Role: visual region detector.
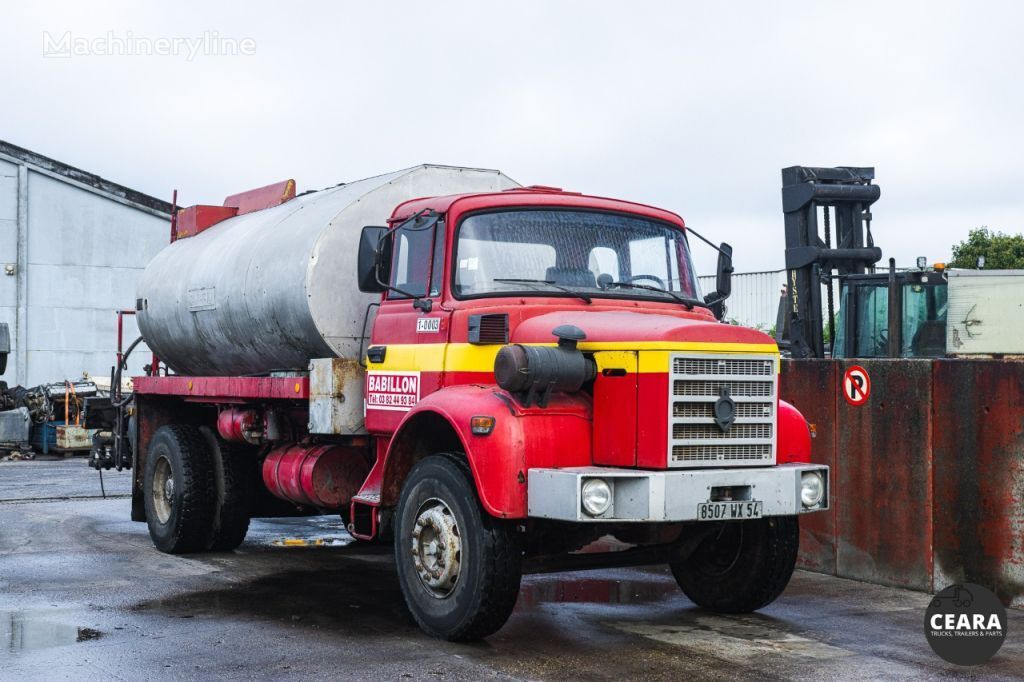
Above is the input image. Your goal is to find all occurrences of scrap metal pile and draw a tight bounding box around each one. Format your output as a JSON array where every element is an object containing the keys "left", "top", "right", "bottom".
[
  {"left": 0, "top": 379, "right": 102, "bottom": 459},
  {"left": 0, "top": 325, "right": 103, "bottom": 459}
]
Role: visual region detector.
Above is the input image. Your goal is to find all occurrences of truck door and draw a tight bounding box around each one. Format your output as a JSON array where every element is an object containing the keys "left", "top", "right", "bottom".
[{"left": 365, "top": 215, "right": 449, "bottom": 434}]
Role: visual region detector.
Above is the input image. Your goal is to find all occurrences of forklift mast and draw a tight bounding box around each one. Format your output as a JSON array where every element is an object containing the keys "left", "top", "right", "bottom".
[{"left": 781, "top": 166, "right": 882, "bottom": 358}]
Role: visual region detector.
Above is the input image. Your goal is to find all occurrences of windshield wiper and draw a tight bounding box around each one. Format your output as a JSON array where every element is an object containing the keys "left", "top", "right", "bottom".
[
  {"left": 604, "top": 281, "right": 706, "bottom": 310},
  {"left": 492, "top": 278, "right": 592, "bottom": 304}
]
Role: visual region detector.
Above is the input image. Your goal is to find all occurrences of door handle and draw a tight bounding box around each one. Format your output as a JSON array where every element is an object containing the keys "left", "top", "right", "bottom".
[{"left": 367, "top": 346, "right": 387, "bottom": 364}]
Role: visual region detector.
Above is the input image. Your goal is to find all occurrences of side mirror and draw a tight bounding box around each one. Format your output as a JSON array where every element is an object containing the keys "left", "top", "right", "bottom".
[
  {"left": 703, "top": 242, "right": 733, "bottom": 320},
  {"left": 715, "top": 242, "right": 733, "bottom": 300},
  {"left": 357, "top": 226, "right": 388, "bottom": 293}
]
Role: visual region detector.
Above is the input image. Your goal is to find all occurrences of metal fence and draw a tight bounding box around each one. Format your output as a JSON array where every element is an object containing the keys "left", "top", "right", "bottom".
[
  {"left": 699, "top": 270, "right": 786, "bottom": 331},
  {"left": 699, "top": 269, "right": 845, "bottom": 335}
]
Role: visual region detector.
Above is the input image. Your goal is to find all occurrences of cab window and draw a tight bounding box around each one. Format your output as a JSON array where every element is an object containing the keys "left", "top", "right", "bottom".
[{"left": 388, "top": 220, "right": 445, "bottom": 299}]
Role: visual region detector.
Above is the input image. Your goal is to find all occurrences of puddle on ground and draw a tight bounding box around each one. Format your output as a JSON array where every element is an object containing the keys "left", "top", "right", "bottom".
[
  {"left": 132, "top": 563, "right": 678, "bottom": 635},
  {"left": 133, "top": 564, "right": 414, "bottom": 634},
  {"left": 243, "top": 516, "right": 355, "bottom": 550},
  {"left": 517, "top": 577, "right": 678, "bottom": 610},
  {"left": 0, "top": 610, "right": 102, "bottom": 656},
  {"left": 270, "top": 537, "right": 352, "bottom": 548}
]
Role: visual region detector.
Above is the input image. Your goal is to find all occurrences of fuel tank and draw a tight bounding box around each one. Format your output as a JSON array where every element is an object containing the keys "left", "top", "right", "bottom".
[{"left": 137, "top": 165, "right": 517, "bottom": 375}]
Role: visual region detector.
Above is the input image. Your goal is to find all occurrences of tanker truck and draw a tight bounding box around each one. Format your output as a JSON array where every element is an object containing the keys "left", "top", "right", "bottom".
[{"left": 95, "top": 164, "right": 830, "bottom": 641}]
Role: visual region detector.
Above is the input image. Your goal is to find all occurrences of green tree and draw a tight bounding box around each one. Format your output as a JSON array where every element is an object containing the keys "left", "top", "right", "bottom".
[{"left": 950, "top": 227, "right": 1024, "bottom": 269}]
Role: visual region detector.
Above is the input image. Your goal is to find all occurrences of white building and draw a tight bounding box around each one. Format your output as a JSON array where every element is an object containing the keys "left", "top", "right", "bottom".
[{"left": 0, "top": 140, "right": 171, "bottom": 387}]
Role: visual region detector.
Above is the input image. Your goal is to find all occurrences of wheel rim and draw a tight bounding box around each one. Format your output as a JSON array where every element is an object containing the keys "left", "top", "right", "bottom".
[
  {"left": 691, "top": 521, "right": 744, "bottom": 577},
  {"left": 151, "top": 455, "right": 174, "bottom": 524},
  {"left": 410, "top": 497, "right": 462, "bottom": 599}
]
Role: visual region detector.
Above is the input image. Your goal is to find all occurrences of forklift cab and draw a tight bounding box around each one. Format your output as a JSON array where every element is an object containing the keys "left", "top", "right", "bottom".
[{"left": 833, "top": 271, "right": 948, "bottom": 358}]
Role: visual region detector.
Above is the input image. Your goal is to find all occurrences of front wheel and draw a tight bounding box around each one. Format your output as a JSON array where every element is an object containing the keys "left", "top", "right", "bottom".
[
  {"left": 394, "top": 455, "right": 523, "bottom": 641},
  {"left": 670, "top": 516, "right": 799, "bottom": 613}
]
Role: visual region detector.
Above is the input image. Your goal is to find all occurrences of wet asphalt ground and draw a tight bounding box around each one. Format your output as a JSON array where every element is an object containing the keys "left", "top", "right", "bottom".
[{"left": 1, "top": 460, "right": 1023, "bottom": 681}]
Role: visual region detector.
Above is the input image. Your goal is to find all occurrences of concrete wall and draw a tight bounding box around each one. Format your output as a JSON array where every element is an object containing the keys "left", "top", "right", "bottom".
[
  {"left": 0, "top": 153, "right": 169, "bottom": 387},
  {"left": 0, "top": 158, "right": 18, "bottom": 376}
]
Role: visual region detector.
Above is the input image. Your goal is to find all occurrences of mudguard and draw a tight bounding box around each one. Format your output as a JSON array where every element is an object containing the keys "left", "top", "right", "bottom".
[
  {"left": 382, "top": 385, "right": 592, "bottom": 519},
  {"left": 777, "top": 399, "right": 812, "bottom": 463}
]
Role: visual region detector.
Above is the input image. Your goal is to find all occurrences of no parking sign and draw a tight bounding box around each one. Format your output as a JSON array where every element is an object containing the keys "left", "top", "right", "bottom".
[{"left": 842, "top": 365, "right": 871, "bottom": 406}]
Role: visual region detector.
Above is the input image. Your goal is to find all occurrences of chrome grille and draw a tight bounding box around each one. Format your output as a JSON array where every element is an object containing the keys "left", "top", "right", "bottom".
[
  {"left": 668, "top": 353, "right": 777, "bottom": 467},
  {"left": 673, "top": 423, "right": 772, "bottom": 440},
  {"left": 672, "top": 444, "right": 774, "bottom": 461},
  {"left": 673, "top": 380, "right": 773, "bottom": 398},
  {"left": 672, "top": 358, "right": 774, "bottom": 377},
  {"left": 673, "top": 402, "right": 773, "bottom": 420}
]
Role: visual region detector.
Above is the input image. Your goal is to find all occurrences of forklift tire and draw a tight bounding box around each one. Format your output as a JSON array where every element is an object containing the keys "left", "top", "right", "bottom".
[
  {"left": 670, "top": 516, "right": 799, "bottom": 613},
  {"left": 200, "top": 427, "right": 253, "bottom": 552},
  {"left": 143, "top": 425, "right": 216, "bottom": 554},
  {"left": 394, "top": 454, "right": 523, "bottom": 641}
]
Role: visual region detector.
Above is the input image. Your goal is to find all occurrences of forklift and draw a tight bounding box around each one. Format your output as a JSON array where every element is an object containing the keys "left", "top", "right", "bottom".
[{"left": 778, "top": 166, "right": 948, "bottom": 359}]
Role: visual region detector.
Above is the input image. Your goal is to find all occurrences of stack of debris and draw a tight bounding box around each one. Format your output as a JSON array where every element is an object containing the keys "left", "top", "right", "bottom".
[{"left": 0, "top": 323, "right": 104, "bottom": 458}]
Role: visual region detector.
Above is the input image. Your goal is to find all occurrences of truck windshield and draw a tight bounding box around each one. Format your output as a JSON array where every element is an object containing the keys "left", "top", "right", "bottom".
[{"left": 453, "top": 210, "right": 700, "bottom": 302}]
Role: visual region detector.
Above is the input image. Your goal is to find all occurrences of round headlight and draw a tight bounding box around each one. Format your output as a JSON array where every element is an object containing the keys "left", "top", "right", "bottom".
[
  {"left": 801, "top": 471, "right": 824, "bottom": 508},
  {"left": 581, "top": 478, "right": 612, "bottom": 516}
]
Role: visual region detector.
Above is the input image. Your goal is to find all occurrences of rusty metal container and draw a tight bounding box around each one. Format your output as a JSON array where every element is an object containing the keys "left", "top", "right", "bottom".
[
  {"left": 136, "top": 166, "right": 517, "bottom": 376},
  {"left": 55, "top": 424, "right": 95, "bottom": 451}
]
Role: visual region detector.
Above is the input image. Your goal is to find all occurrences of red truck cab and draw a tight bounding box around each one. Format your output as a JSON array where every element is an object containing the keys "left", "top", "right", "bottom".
[{"left": 351, "top": 186, "right": 827, "bottom": 637}]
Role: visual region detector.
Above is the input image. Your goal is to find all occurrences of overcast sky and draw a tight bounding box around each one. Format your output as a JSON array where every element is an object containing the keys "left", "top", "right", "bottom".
[{"left": 3, "top": 1, "right": 1022, "bottom": 274}]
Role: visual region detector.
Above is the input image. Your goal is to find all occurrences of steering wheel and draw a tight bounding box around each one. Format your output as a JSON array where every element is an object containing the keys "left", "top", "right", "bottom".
[{"left": 626, "top": 274, "right": 667, "bottom": 289}]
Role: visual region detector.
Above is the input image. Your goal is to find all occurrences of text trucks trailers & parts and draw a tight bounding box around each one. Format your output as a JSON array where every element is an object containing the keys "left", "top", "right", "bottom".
[{"left": 94, "top": 166, "right": 829, "bottom": 641}]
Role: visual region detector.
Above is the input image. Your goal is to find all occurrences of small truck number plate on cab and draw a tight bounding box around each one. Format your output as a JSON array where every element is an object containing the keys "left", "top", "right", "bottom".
[{"left": 697, "top": 500, "right": 763, "bottom": 521}]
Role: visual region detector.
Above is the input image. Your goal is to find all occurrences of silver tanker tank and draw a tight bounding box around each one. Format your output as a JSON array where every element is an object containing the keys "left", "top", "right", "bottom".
[{"left": 137, "top": 165, "right": 517, "bottom": 376}]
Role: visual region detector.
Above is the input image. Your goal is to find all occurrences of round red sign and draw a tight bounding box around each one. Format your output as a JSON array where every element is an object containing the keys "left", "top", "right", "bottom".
[{"left": 842, "top": 365, "right": 871, "bottom": 406}]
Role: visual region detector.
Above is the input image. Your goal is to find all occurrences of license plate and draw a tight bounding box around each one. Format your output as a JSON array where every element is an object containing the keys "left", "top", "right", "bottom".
[{"left": 697, "top": 500, "right": 763, "bottom": 521}]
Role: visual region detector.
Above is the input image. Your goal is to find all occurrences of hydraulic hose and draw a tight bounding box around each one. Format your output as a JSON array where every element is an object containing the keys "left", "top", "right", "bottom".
[{"left": 113, "top": 335, "right": 145, "bottom": 407}]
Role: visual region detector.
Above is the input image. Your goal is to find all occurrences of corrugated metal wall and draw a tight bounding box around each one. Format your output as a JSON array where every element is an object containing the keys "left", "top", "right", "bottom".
[
  {"left": 782, "top": 358, "right": 1024, "bottom": 607},
  {"left": 699, "top": 269, "right": 842, "bottom": 335},
  {"left": 699, "top": 270, "right": 785, "bottom": 331},
  {"left": 0, "top": 154, "right": 169, "bottom": 387}
]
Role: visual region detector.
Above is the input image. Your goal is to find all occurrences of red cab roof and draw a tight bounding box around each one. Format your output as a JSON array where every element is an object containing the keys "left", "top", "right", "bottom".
[{"left": 389, "top": 186, "right": 685, "bottom": 227}]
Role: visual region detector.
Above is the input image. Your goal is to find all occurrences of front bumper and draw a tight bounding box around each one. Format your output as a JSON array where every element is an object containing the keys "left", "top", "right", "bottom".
[{"left": 527, "top": 463, "right": 829, "bottom": 522}]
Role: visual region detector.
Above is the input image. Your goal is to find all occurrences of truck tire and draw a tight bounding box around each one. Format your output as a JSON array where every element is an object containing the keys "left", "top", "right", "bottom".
[
  {"left": 670, "top": 516, "right": 799, "bottom": 613},
  {"left": 394, "top": 454, "right": 523, "bottom": 641},
  {"left": 200, "top": 427, "right": 253, "bottom": 552},
  {"left": 143, "top": 425, "right": 216, "bottom": 554}
]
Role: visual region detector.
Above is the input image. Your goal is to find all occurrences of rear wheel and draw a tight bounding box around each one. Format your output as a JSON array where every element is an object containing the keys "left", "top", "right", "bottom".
[
  {"left": 144, "top": 425, "right": 215, "bottom": 554},
  {"left": 394, "top": 455, "right": 523, "bottom": 641},
  {"left": 670, "top": 516, "right": 799, "bottom": 613},
  {"left": 200, "top": 427, "right": 254, "bottom": 551}
]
